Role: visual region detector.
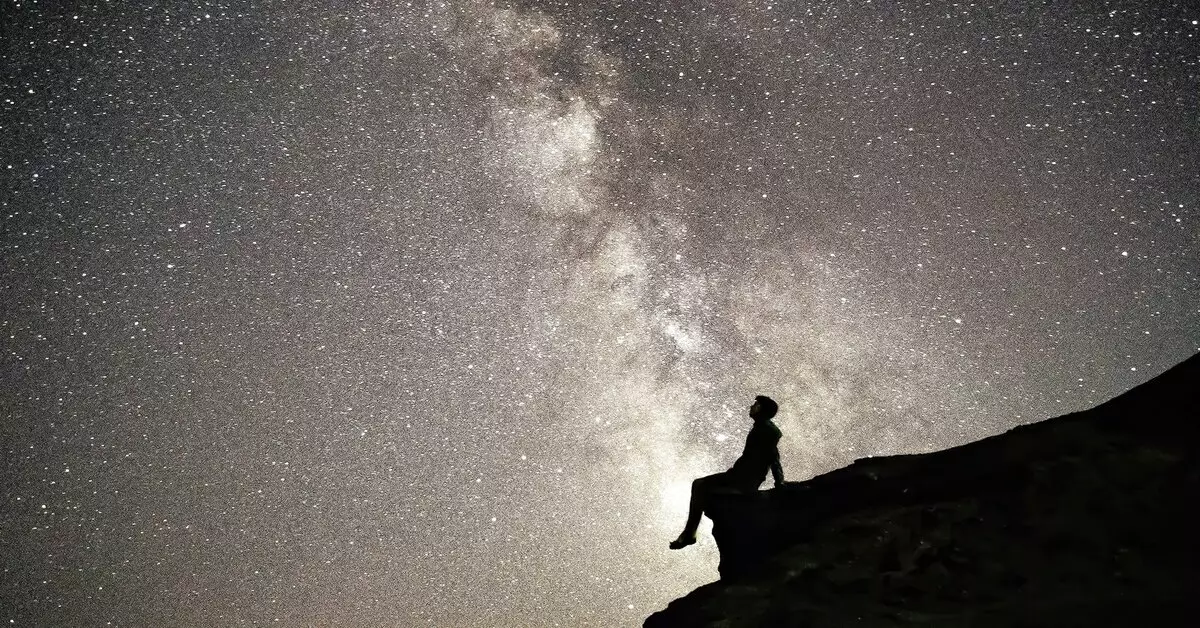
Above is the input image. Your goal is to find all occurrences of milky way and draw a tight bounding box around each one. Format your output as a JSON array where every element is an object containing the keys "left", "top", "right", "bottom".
[{"left": 3, "top": 1, "right": 1198, "bottom": 625}]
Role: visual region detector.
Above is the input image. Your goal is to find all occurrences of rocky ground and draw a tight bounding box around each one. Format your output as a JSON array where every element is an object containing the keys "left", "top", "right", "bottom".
[{"left": 646, "top": 353, "right": 1199, "bottom": 627}]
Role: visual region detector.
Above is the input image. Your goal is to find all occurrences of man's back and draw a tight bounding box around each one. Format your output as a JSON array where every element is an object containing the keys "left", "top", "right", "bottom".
[{"left": 731, "top": 419, "right": 782, "bottom": 484}]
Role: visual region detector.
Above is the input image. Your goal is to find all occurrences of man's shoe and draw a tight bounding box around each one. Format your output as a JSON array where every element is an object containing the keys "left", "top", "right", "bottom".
[{"left": 669, "top": 534, "right": 696, "bottom": 550}]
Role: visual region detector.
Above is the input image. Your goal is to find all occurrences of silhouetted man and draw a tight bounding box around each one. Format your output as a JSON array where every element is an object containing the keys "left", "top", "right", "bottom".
[{"left": 669, "top": 395, "right": 784, "bottom": 549}]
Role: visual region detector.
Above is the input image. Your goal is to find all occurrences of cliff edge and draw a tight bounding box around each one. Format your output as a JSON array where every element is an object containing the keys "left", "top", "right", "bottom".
[{"left": 646, "top": 353, "right": 1199, "bottom": 627}]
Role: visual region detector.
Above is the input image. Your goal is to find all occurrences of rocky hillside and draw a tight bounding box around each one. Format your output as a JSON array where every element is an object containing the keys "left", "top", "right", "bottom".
[{"left": 646, "top": 353, "right": 1199, "bottom": 627}]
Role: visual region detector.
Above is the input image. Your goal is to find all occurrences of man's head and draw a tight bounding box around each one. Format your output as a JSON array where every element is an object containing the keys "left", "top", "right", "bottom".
[{"left": 750, "top": 395, "right": 778, "bottom": 421}]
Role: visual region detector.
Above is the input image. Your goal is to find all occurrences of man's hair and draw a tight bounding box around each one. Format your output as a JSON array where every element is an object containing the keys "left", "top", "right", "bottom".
[{"left": 755, "top": 395, "right": 778, "bottom": 418}]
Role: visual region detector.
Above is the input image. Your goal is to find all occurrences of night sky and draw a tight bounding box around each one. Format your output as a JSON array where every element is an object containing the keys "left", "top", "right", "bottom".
[{"left": 3, "top": 1, "right": 1198, "bottom": 625}]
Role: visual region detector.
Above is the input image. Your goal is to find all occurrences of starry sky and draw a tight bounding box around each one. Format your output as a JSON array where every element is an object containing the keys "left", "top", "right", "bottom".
[{"left": 2, "top": 0, "right": 1198, "bottom": 625}]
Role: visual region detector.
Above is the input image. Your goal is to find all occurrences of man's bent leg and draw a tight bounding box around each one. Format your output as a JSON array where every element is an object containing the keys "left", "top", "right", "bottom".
[
  {"left": 682, "top": 474, "right": 715, "bottom": 536},
  {"left": 671, "top": 472, "right": 729, "bottom": 549}
]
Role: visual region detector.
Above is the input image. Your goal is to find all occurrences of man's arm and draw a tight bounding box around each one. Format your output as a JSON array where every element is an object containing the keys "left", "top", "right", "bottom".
[{"left": 770, "top": 451, "right": 784, "bottom": 487}]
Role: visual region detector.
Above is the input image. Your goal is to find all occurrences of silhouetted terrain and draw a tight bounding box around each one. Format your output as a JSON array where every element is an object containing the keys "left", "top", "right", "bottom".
[{"left": 646, "top": 353, "right": 1199, "bottom": 627}]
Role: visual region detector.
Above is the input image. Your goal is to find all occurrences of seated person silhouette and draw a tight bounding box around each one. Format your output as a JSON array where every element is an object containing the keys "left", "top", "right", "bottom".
[{"left": 670, "top": 395, "right": 784, "bottom": 549}]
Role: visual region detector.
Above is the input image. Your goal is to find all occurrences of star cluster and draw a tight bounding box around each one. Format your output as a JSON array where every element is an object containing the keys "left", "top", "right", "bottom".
[{"left": 3, "top": 1, "right": 1198, "bottom": 625}]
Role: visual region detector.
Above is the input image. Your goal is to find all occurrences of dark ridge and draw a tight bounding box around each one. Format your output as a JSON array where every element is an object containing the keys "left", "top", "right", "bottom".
[{"left": 646, "top": 353, "right": 1199, "bottom": 627}]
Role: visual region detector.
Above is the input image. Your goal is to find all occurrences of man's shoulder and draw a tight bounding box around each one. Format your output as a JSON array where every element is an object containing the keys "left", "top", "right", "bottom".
[{"left": 753, "top": 420, "right": 782, "bottom": 437}]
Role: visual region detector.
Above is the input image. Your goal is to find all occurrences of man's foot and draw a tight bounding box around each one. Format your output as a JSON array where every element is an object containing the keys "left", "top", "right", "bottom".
[{"left": 669, "top": 534, "right": 696, "bottom": 550}]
